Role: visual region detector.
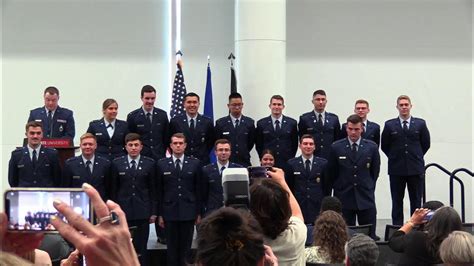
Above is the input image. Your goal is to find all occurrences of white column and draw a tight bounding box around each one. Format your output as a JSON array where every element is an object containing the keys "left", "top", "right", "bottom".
[{"left": 235, "top": 0, "right": 286, "bottom": 119}]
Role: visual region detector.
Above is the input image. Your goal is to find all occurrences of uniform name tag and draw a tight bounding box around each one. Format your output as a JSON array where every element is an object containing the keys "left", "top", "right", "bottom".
[
  {"left": 187, "top": 172, "right": 192, "bottom": 174},
  {"left": 119, "top": 172, "right": 126, "bottom": 175},
  {"left": 45, "top": 164, "right": 50, "bottom": 167},
  {"left": 339, "top": 156, "right": 346, "bottom": 159},
  {"left": 73, "top": 176, "right": 81, "bottom": 179},
  {"left": 294, "top": 172, "right": 301, "bottom": 175},
  {"left": 57, "top": 119, "right": 67, "bottom": 123},
  {"left": 35, "top": 119, "right": 42, "bottom": 122},
  {"left": 95, "top": 133, "right": 103, "bottom": 136},
  {"left": 263, "top": 130, "right": 270, "bottom": 134},
  {"left": 391, "top": 131, "right": 398, "bottom": 135},
  {"left": 137, "top": 124, "right": 145, "bottom": 127},
  {"left": 164, "top": 172, "right": 171, "bottom": 175},
  {"left": 18, "top": 164, "right": 24, "bottom": 168},
  {"left": 223, "top": 132, "right": 230, "bottom": 135},
  {"left": 307, "top": 127, "right": 313, "bottom": 130}
]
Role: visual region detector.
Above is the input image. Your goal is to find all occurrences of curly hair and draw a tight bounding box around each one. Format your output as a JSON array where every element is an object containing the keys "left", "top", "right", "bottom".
[
  {"left": 196, "top": 207, "right": 265, "bottom": 266},
  {"left": 312, "top": 210, "right": 348, "bottom": 263},
  {"left": 249, "top": 179, "right": 291, "bottom": 239}
]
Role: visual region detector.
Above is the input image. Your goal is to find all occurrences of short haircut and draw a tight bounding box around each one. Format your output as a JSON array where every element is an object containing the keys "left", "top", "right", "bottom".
[
  {"left": 270, "top": 95, "right": 284, "bottom": 104},
  {"left": 320, "top": 196, "right": 343, "bottom": 214},
  {"left": 171, "top": 132, "right": 186, "bottom": 143},
  {"left": 299, "top": 134, "right": 314, "bottom": 144},
  {"left": 397, "top": 95, "right": 411, "bottom": 104},
  {"left": 229, "top": 92, "right": 242, "bottom": 101},
  {"left": 141, "top": 85, "right": 156, "bottom": 97},
  {"left": 422, "top": 200, "right": 444, "bottom": 211},
  {"left": 312, "top": 89, "right": 326, "bottom": 97},
  {"left": 184, "top": 92, "right": 200, "bottom": 102},
  {"left": 355, "top": 99, "right": 369, "bottom": 107},
  {"left": 439, "top": 231, "right": 474, "bottom": 265},
  {"left": 214, "top": 139, "right": 231, "bottom": 149},
  {"left": 346, "top": 234, "right": 379, "bottom": 266},
  {"left": 125, "top": 133, "right": 141, "bottom": 144},
  {"left": 25, "top": 121, "right": 42, "bottom": 132},
  {"left": 196, "top": 207, "right": 265, "bottom": 266},
  {"left": 80, "top": 133, "right": 97, "bottom": 143},
  {"left": 249, "top": 179, "right": 291, "bottom": 240},
  {"left": 102, "top": 98, "right": 118, "bottom": 111},
  {"left": 346, "top": 114, "right": 363, "bottom": 124},
  {"left": 44, "top": 86, "right": 59, "bottom": 96}
]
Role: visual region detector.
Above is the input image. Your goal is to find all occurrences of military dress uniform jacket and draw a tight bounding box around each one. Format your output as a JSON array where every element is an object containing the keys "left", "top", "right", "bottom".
[
  {"left": 201, "top": 162, "right": 242, "bottom": 216},
  {"left": 381, "top": 117, "right": 430, "bottom": 176},
  {"left": 286, "top": 156, "right": 329, "bottom": 224},
  {"left": 157, "top": 156, "right": 202, "bottom": 221},
  {"left": 110, "top": 156, "right": 157, "bottom": 220},
  {"left": 329, "top": 138, "right": 380, "bottom": 210},
  {"left": 298, "top": 111, "right": 341, "bottom": 160},
  {"left": 8, "top": 146, "right": 61, "bottom": 187},
  {"left": 87, "top": 118, "right": 129, "bottom": 160},
  {"left": 28, "top": 106, "right": 75, "bottom": 139},
  {"left": 255, "top": 115, "right": 298, "bottom": 168},
  {"left": 62, "top": 155, "right": 111, "bottom": 200},
  {"left": 127, "top": 107, "right": 169, "bottom": 160},
  {"left": 169, "top": 114, "right": 214, "bottom": 165},
  {"left": 340, "top": 120, "right": 380, "bottom": 147},
  {"left": 214, "top": 115, "right": 255, "bottom": 167}
]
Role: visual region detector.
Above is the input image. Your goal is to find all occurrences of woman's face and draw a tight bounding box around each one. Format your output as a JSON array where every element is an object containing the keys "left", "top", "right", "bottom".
[
  {"left": 103, "top": 102, "right": 118, "bottom": 121},
  {"left": 260, "top": 153, "right": 275, "bottom": 167}
]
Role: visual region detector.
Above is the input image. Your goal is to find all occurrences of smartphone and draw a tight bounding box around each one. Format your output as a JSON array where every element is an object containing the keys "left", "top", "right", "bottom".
[
  {"left": 422, "top": 210, "right": 435, "bottom": 223},
  {"left": 4, "top": 188, "right": 92, "bottom": 232},
  {"left": 248, "top": 166, "right": 271, "bottom": 179}
]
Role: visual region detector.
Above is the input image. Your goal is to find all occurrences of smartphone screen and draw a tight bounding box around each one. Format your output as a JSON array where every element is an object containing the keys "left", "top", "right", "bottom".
[
  {"left": 248, "top": 166, "right": 270, "bottom": 179},
  {"left": 4, "top": 189, "right": 91, "bottom": 232}
]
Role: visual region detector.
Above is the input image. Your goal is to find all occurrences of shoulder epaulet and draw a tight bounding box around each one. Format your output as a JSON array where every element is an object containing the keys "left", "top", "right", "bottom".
[
  {"left": 141, "top": 156, "right": 155, "bottom": 163},
  {"left": 333, "top": 139, "right": 346, "bottom": 145}
]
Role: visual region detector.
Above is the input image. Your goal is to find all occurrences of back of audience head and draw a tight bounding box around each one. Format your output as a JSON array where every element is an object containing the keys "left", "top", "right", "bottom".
[
  {"left": 422, "top": 200, "right": 444, "bottom": 211},
  {"left": 313, "top": 210, "right": 348, "bottom": 263},
  {"left": 320, "top": 196, "right": 343, "bottom": 214},
  {"left": 249, "top": 179, "right": 291, "bottom": 239},
  {"left": 345, "top": 234, "right": 379, "bottom": 266},
  {"left": 426, "top": 206, "right": 463, "bottom": 258},
  {"left": 439, "top": 231, "right": 474, "bottom": 266},
  {"left": 196, "top": 207, "right": 265, "bottom": 266}
]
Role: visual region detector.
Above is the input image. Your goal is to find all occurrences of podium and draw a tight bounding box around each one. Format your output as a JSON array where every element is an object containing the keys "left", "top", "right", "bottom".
[{"left": 22, "top": 138, "right": 78, "bottom": 168}]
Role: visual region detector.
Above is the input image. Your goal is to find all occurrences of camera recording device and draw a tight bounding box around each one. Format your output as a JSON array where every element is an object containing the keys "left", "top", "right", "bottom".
[
  {"left": 247, "top": 166, "right": 271, "bottom": 179},
  {"left": 222, "top": 168, "right": 250, "bottom": 209},
  {"left": 4, "top": 188, "right": 92, "bottom": 232}
]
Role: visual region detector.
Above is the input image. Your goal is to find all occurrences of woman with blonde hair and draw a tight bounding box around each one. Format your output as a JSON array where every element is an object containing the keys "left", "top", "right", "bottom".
[{"left": 439, "top": 230, "right": 474, "bottom": 266}]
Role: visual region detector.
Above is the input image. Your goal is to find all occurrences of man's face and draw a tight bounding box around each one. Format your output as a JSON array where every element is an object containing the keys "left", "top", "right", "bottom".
[
  {"left": 269, "top": 99, "right": 284, "bottom": 117},
  {"left": 170, "top": 137, "right": 187, "bottom": 156},
  {"left": 26, "top": 126, "right": 43, "bottom": 147},
  {"left": 312, "top": 94, "right": 327, "bottom": 112},
  {"left": 125, "top": 140, "right": 143, "bottom": 158},
  {"left": 103, "top": 103, "right": 118, "bottom": 121},
  {"left": 397, "top": 99, "right": 412, "bottom": 117},
  {"left": 80, "top": 137, "right": 97, "bottom": 157},
  {"left": 141, "top": 92, "right": 156, "bottom": 112},
  {"left": 227, "top": 97, "right": 243, "bottom": 117},
  {"left": 346, "top": 122, "right": 363, "bottom": 142},
  {"left": 184, "top": 96, "right": 200, "bottom": 116},
  {"left": 354, "top": 103, "right": 370, "bottom": 120},
  {"left": 299, "top": 137, "right": 315, "bottom": 157},
  {"left": 215, "top": 143, "right": 231, "bottom": 163},
  {"left": 44, "top": 93, "right": 59, "bottom": 111}
]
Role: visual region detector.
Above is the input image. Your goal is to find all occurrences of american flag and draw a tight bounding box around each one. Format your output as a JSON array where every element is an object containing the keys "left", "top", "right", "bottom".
[{"left": 170, "top": 62, "right": 187, "bottom": 118}]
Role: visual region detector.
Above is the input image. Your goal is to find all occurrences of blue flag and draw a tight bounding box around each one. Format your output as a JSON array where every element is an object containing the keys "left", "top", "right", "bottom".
[{"left": 203, "top": 63, "right": 216, "bottom": 163}]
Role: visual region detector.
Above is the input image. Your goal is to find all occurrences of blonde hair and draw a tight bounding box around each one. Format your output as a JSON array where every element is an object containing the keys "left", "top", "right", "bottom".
[
  {"left": 439, "top": 231, "right": 474, "bottom": 265},
  {"left": 0, "top": 252, "right": 33, "bottom": 266}
]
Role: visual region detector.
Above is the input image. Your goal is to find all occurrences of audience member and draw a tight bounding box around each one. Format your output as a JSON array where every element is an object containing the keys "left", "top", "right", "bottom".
[
  {"left": 250, "top": 168, "right": 306, "bottom": 266},
  {"left": 422, "top": 200, "right": 444, "bottom": 211},
  {"left": 345, "top": 234, "right": 379, "bottom": 266},
  {"left": 305, "top": 210, "right": 348, "bottom": 264},
  {"left": 389, "top": 206, "right": 462, "bottom": 265},
  {"left": 196, "top": 207, "right": 277, "bottom": 266},
  {"left": 439, "top": 231, "right": 474, "bottom": 266}
]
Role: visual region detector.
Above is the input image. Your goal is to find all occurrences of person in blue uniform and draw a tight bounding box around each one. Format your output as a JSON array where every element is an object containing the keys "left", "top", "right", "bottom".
[
  {"left": 27, "top": 86, "right": 75, "bottom": 139},
  {"left": 8, "top": 121, "right": 61, "bottom": 187},
  {"left": 157, "top": 133, "right": 202, "bottom": 266},
  {"left": 127, "top": 85, "right": 169, "bottom": 160},
  {"left": 169, "top": 92, "right": 214, "bottom": 165},
  {"left": 110, "top": 133, "right": 157, "bottom": 266},
  {"left": 340, "top": 99, "right": 380, "bottom": 146},
  {"left": 62, "top": 133, "right": 111, "bottom": 201},
  {"left": 298, "top": 89, "right": 340, "bottom": 160},
  {"left": 381, "top": 95, "right": 430, "bottom": 225},
  {"left": 329, "top": 114, "right": 380, "bottom": 239},
  {"left": 286, "top": 134, "right": 329, "bottom": 225},
  {"left": 255, "top": 95, "right": 298, "bottom": 169},
  {"left": 214, "top": 92, "right": 255, "bottom": 167},
  {"left": 202, "top": 139, "right": 242, "bottom": 217},
  {"left": 87, "top": 98, "right": 128, "bottom": 161}
]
